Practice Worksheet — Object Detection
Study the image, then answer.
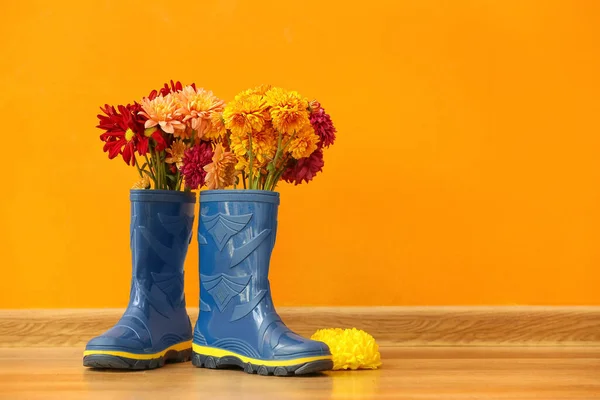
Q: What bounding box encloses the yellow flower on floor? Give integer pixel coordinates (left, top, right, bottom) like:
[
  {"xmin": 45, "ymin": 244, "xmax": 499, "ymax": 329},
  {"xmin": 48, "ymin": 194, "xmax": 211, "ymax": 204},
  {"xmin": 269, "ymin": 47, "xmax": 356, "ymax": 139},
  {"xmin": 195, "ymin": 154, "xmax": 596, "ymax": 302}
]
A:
[
  {"xmin": 265, "ymin": 87, "xmax": 310, "ymax": 135},
  {"xmin": 131, "ymin": 175, "xmax": 151, "ymax": 190},
  {"xmin": 286, "ymin": 123, "xmax": 319, "ymax": 159},
  {"xmin": 311, "ymin": 328, "xmax": 382, "ymax": 370}
]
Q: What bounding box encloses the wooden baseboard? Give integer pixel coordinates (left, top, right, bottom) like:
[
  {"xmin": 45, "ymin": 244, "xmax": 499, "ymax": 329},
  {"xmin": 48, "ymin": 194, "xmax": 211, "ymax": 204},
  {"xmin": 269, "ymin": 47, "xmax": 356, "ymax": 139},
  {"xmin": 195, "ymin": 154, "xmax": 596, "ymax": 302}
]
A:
[{"xmin": 0, "ymin": 307, "xmax": 599, "ymax": 347}]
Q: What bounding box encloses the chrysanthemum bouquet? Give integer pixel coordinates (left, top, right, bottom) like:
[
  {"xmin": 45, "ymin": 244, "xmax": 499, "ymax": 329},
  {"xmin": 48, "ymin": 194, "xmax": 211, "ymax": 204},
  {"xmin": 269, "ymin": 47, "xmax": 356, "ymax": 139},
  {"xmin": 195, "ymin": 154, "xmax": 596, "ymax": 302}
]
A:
[
  {"xmin": 97, "ymin": 82, "xmax": 336, "ymax": 191},
  {"xmin": 97, "ymin": 81, "xmax": 226, "ymax": 190},
  {"xmin": 215, "ymin": 84, "xmax": 336, "ymax": 191}
]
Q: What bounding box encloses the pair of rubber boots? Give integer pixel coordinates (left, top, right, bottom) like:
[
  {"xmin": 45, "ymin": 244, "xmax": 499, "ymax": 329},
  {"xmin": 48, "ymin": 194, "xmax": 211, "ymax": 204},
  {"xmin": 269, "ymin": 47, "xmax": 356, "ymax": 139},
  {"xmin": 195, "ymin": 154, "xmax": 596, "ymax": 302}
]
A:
[{"xmin": 83, "ymin": 190, "xmax": 333, "ymax": 376}]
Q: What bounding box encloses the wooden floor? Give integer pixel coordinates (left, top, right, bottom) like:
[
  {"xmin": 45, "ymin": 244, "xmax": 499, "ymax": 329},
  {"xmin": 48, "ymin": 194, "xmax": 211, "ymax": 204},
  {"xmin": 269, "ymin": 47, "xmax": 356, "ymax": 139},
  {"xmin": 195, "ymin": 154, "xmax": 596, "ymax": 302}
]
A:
[{"xmin": 1, "ymin": 347, "xmax": 599, "ymax": 399}]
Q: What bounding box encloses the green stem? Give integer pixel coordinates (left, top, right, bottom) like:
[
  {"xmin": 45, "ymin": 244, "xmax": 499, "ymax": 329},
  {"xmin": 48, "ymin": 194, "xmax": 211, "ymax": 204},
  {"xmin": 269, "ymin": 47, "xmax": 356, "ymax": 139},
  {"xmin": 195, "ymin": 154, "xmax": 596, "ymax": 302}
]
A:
[
  {"xmin": 133, "ymin": 157, "xmax": 144, "ymax": 178},
  {"xmin": 268, "ymin": 131, "xmax": 299, "ymax": 191},
  {"xmin": 154, "ymin": 151, "xmax": 161, "ymax": 189},
  {"xmin": 143, "ymin": 153, "xmax": 156, "ymax": 187},
  {"xmin": 159, "ymin": 154, "xmax": 164, "ymax": 190},
  {"xmin": 161, "ymin": 155, "xmax": 166, "ymax": 190},
  {"xmin": 281, "ymin": 131, "xmax": 298, "ymax": 154},
  {"xmin": 225, "ymin": 130, "xmax": 232, "ymax": 149},
  {"xmin": 262, "ymin": 173, "xmax": 269, "ymax": 190},
  {"xmin": 264, "ymin": 130, "xmax": 283, "ymax": 191},
  {"xmin": 175, "ymin": 169, "xmax": 181, "ymax": 191},
  {"xmin": 160, "ymin": 153, "xmax": 166, "ymax": 190},
  {"xmin": 268, "ymin": 157, "xmax": 289, "ymax": 191},
  {"xmin": 247, "ymin": 132, "xmax": 255, "ymax": 190}
]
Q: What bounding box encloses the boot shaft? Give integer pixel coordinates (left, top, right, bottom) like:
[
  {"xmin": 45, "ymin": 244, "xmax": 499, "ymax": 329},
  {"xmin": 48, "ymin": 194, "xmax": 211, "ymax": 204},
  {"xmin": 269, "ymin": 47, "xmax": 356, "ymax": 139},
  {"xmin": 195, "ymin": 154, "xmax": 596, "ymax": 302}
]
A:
[
  {"xmin": 198, "ymin": 190, "xmax": 279, "ymax": 322},
  {"xmin": 129, "ymin": 189, "xmax": 195, "ymax": 309},
  {"xmin": 198, "ymin": 190, "xmax": 279, "ymax": 281}
]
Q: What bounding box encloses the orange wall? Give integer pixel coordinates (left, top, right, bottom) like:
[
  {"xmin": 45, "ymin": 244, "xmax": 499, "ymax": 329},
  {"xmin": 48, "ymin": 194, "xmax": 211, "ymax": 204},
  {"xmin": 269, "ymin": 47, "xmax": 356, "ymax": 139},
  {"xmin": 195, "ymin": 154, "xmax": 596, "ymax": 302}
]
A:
[{"xmin": 1, "ymin": 0, "xmax": 600, "ymax": 308}]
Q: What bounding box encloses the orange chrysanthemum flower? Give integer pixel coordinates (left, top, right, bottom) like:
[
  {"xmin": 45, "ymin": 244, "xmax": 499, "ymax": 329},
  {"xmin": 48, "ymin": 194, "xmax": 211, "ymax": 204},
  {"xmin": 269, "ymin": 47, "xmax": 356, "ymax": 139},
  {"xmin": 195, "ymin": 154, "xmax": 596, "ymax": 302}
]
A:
[
  {"xmin": 165, "ymin": 139, "xmax": 187, "ymax": 169},
  {"xmin": 204, "ymin": 143, "xmax": 238, "ymax": 190},
  {"xmin": 203, "ymin": 112, "xmax": 226, "ymax": 141},
  {"xmin": 265, "ymin": 87, "xmax": 310, "ymax": 135},
  {"xmin": 139, "ymin": 94, "xmax": 185, "ymax": 134},
  {"xmin": 175, "ymin": 86, "xmax": 225, "ymax": 138},
  {"xmin": 287, "ymin": 123, "xmax": 319, "ymax": 159}
]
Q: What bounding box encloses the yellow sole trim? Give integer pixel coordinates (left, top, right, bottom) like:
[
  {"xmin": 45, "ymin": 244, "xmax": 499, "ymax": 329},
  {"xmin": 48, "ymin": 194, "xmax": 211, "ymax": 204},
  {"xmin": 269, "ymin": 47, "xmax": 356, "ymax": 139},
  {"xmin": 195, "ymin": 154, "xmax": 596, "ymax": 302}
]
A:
[
  {"xmin": 83, "ymin": 340, "xmax": 192, "ymax": 360},
  {"xmin": 192, "ymin": 343, "xmax": 332, "ymax": 367}
]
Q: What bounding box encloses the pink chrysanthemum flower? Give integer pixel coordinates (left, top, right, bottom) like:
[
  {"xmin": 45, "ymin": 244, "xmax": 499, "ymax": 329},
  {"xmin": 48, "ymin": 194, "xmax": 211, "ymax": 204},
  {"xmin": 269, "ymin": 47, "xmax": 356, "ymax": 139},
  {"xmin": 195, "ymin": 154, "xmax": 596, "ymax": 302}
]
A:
[
  {"xmin": 181, "ymin": 141, "xmax": 214, "ymax": 190},
  {"xmin": 139, "ymin": 93, "xmax": 185, "ymax": 134},
  {"xmin": 283, "ymin": 148, "xmax": 325, "ymax": 185},
  {"xmin": 309, "ymin": 101, "xmax": 336, "ymax": 148},
  {"xmin": 176, "ymin": 86, "xmax": 225, "ymax": 137}
]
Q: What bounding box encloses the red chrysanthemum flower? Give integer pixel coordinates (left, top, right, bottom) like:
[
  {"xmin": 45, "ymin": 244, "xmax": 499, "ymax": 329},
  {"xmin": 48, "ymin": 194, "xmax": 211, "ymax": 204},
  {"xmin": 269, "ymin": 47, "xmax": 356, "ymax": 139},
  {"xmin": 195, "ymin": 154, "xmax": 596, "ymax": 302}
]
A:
[
  {"xmin": 97, "ymin": 103, "xmax": 147, "ymax": 165},
  {"xmin": 97, "ymin": 102, "xmax": 168, "ymax": 165},
  {"xmin": 283, "ymin": 148, "xmax": 325, "ymax": 185},
  {"xmin": 147, "ymin": 80, "xmax": 196, "ymax": 100},
  {"xmin": 150, "ymin": 128, "xmax": 168, "ymax": 152},
  {"xmin": 309, "ymin": 102, "xmax": 336, "ymax": 148},
  {"xmin": 181, "ymin": 141, "xmax": 214, "ymax": 190}
]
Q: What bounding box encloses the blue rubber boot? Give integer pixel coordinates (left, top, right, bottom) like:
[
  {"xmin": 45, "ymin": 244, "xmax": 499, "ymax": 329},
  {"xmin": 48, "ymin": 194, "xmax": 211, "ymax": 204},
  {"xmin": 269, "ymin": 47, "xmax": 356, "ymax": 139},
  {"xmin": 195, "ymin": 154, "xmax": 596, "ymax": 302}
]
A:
[
  {"xmin": 192, "ymin": 190, "xmax": 333, "ymax": 376},
  {"xmin": 83, "ymin": 190, "xmax": 196, "ymax": 370}
]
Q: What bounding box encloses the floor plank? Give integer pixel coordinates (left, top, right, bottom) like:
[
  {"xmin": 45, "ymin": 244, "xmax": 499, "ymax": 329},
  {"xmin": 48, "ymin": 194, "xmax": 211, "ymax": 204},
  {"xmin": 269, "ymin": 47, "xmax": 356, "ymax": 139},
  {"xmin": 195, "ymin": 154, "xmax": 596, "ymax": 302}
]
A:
[
  {"xmin": 0, "ymin": 347, "xmax": 599, "ymax": 399},
  {"xmin": 3, "ymin": 307, "xmax": 600, "ymax": 347}
]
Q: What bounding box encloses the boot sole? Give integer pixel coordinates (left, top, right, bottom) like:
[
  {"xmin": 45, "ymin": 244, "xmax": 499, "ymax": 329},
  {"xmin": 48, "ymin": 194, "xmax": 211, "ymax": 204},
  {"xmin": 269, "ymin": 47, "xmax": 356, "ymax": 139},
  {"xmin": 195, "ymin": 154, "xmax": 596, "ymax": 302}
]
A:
[
  {"xmin": 191, "ymin": 345, "xmax": 333, "ymax": 376},
  {"xmin": 83, "ymin": 341, "xmax": 192, "ymax": 370}
]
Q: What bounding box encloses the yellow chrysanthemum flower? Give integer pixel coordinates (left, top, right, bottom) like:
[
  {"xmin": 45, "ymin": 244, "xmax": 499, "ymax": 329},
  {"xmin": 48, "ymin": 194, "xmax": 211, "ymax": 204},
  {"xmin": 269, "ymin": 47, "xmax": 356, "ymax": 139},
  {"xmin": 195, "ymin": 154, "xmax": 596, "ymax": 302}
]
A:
[
  {"xmin": 229, "ymin": 119, "xmax": 277, "ymax": 167},
  {"xmin": 230, "ymin": 131, "xmax": 248, "ymax": 158},
  {"xmin": 286, "ymin": 123, "xmax": 319, "ymax": 159},
  {"xmin": 251, "ymin": 123, "xmax": 278, "ymax": 165},
  {"xmin": 232, "ymin": 157, "xmax": 265, "ymax": 175},
  {"xmin": 230, "ymin": 135, "xmax": 263, "ymax": 174},
  {"xmin": 241, "ymin": 84, "xmax": 272, "ymax": 97},
  {"xmin": 223, "ymin": 93, "xmax": 269, "ymax": 136},
  {"xmin": 311, "ymin": 328, "xmax": 382, "ymax": 371},
  {"xmin": 265, "ymin": 87, "xmax": 310, "ymax": 135},
  {"xmin": 131, "ymin": 175, "xmax": 151, "ymax": 190}
]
